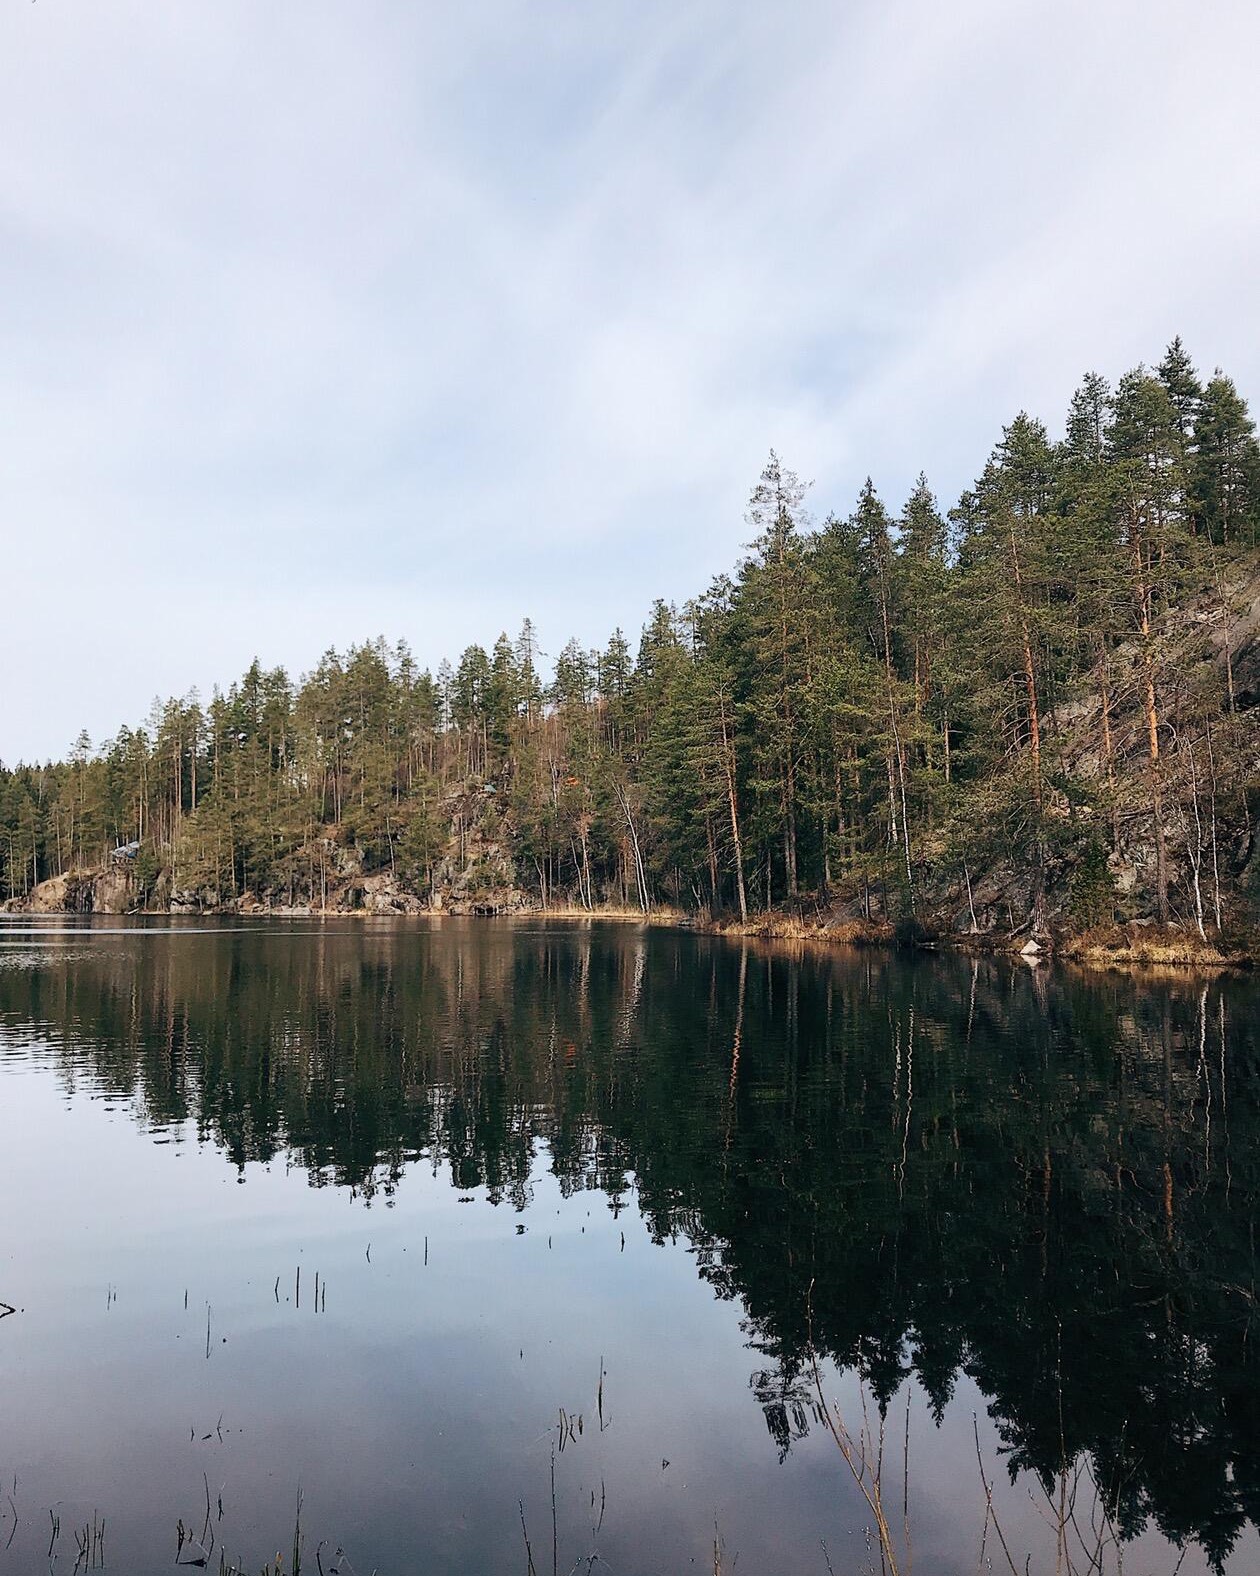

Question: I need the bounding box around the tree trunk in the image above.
[1135,564,1169,924]
[719,696,748,924]
[877,556,914,910]
[615,783,650,913]
[1096,651,1120,847]
[1008,525,1043,807]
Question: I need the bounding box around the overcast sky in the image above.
[2,1,1258,762]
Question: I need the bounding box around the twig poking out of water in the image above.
[902,1385,912,1571]
[807,1282,903,1576]
[0,1300,15,1320]
[205,1304,212,1360]
[1021,1446,1134,1576]
[811,1373,902,1574]
[519,1501,538,1576]
[291,1487,304,1576]
[556,1408,582,1451]
[971,1414,1020,1576]
[71,1509,105,1573]
[550,1444,558,1576]
[47,1509,59,1559]
[314,1538,362,1576]
[175,1515,212,1568]
[201,1471,216,1551]
[597,1358,607,1432]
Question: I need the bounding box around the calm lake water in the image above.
[1,917,1258,1576]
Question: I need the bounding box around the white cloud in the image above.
[1,0,1258,759]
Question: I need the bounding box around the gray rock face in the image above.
[7,864,136,915]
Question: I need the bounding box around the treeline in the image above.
[3,338,1260,930]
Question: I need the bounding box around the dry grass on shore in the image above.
[706,912,896,946]
[1057,923,1252,969]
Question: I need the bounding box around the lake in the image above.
[0,917,1257,1575]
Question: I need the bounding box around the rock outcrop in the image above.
[11,864,137,915]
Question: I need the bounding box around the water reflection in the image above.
[0,916,1257,1571]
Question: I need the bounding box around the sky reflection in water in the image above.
[0,916,1257,1575]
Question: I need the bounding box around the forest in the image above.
[3,338,1260,941]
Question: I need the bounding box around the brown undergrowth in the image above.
[1058,922,1253,969]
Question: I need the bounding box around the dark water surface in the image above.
[1,917,1258,1575]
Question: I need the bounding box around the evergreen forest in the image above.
[4,339,1260,942]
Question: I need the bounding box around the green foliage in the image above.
[3,339,1258,931]
[1067,836,1117,929]
[133,844,162,906]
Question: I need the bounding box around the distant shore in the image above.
[6,894,1251,969]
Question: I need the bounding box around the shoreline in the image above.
[698,912,1254,970]
[5,899,1252,970]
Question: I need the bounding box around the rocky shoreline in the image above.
[4,865,1250,970]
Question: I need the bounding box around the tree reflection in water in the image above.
[1,917,1257,1570]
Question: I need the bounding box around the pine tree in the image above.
[1158,336,1203,531]
[740,452,812,904]
[1107,368,1194,921]
[1193,372,1260,548]
[852,479,915,910]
